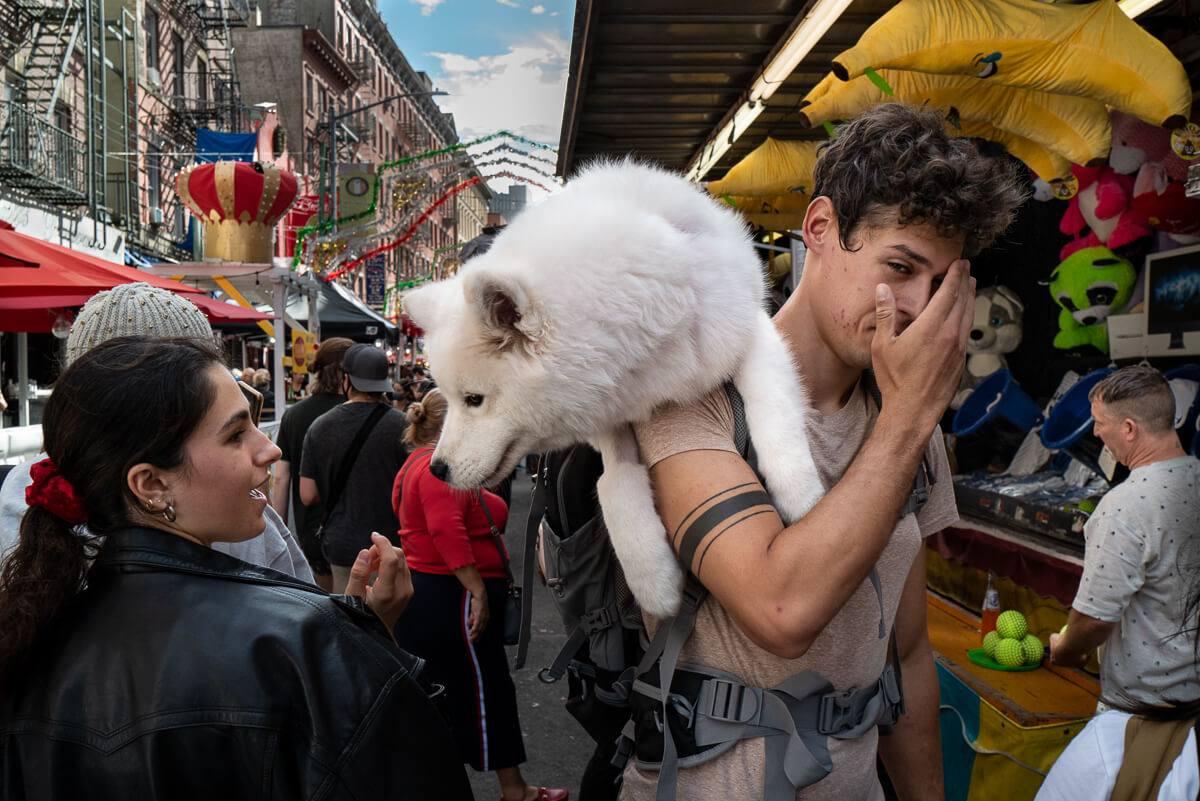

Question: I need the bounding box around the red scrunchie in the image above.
[26,458,88,526]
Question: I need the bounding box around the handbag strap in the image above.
[476,489,515,585]
[319,403,389,529]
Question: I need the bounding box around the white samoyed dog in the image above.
[403,161,824,617]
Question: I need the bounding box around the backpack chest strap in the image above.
[627,660,905,800]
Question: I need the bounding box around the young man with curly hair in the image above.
[622,104,1028,801]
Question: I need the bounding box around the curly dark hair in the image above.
[811,103,1028,257]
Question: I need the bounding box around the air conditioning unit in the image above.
[149,206,164,225]
[147,67,162,89]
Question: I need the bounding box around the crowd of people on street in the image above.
[0,104,1197,801]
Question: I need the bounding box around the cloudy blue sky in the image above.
[377,0,573,193]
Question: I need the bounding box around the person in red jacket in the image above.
[393,389,568,801]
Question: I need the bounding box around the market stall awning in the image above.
[0,227,203,331]
[286,279,399,342]
[0,227,201,295]
[185,293,273,326]
[557,0,894,180]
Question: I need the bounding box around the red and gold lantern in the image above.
[176,161,299,263]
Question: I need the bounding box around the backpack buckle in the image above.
[698,678,759,724]
[817,690,860,735]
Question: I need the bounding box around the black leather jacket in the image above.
[0,526,473,800]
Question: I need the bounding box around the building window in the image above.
[144,7,159,71]
[197,57,208,102]
[147,143,162,210]
[175,199,187,239]
[53,101,71,135]
[305,73,314,112]
[173,32,186,97]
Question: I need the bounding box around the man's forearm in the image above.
[1051,609,1115,668]
[878,643,944,801]
[756,406,935,637]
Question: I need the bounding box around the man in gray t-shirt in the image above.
[1051,366,1200,706]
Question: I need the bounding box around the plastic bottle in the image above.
[981,573,1001,643]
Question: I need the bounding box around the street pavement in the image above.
[468,471,596,801]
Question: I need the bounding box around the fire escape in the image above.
[0,0,104,211]
[157,0,248,147]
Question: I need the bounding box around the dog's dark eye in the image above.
[464,394,485,408]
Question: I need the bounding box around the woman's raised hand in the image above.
[345,532,414,632]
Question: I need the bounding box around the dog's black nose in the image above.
[970,328,984,341]
[1081,315,1097,326]
[430,459,450,481]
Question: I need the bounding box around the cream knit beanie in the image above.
[66,282,214,365]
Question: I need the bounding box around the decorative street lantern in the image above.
[175,161,299,263]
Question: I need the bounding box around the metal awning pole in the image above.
[273,278,286,421]
[308,287,320,340]
[17,333,30,427]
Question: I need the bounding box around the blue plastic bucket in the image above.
[1040,367,1116,474]
[952,369,1044,437]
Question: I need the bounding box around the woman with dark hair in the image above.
[0,337,471,800]
[393,389,568,801]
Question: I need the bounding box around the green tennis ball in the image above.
[996,610,1028,640]
[983,630,1001,657]
[995,638,1025,667]
[1021,634,1044,665]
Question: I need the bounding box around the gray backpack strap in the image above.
[723,382,758,476]
[515,466,549,670]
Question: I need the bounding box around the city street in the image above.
[475,471,593,801]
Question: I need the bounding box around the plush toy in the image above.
[952,286,1024,409]
[1059,164,1152,260]
[831,0,1192,127]
[1048,247,1137,353]
[1110,112,1200,245]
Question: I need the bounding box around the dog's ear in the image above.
[463,270,544,352]
[401,282,447,333]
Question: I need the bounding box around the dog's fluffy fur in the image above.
[404,161,824,616]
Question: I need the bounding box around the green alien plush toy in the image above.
[1047,246,1137,353]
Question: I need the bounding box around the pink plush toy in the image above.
[1059,164,1151,260]
[1058,111,1172,260]
[1111,111,1200,245]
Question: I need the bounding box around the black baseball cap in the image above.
[341,344,392,393]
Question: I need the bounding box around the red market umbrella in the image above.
[0,227,201,296]
[0,227,201,332]
[185,294,271,325]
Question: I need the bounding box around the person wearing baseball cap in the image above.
[299,344,410,593]
[272,337,355,590]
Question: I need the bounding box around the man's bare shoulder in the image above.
[634,386,737,470]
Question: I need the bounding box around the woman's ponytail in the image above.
[0,505,99,687]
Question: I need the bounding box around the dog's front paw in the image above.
[595,461,684,618]
[767,456,825,524]
[620,548,684,618]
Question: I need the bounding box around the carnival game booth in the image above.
[560,0,1200,798]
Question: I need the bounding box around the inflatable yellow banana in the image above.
[725,193,811,232]
[832,0,1191,128]
[799,74,1074,181]
[801,69,1110,169]
[957,120,1072,184]
[706,138,821,197]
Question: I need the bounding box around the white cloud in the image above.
[496,0,521,6]
[549,10,559,15]
[530,4,545,13]
[429,32,569,199]
[409,0,443,14]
